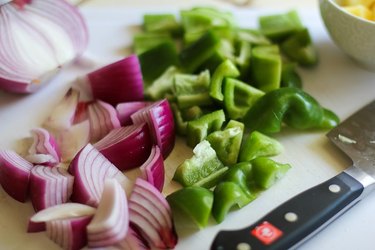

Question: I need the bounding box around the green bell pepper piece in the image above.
[259,10,304,42]
[239,131,284,162]
[167,186,213,229]
[173,70,212,109]
[193,166,229,189]
[206,120,244,166]
[251,157,291,189]
[223,78,265,120]
[222,162,256,197]
[173,140,225,186]
[181,105,204,121]
[281,62,302,88]
[139,41,179,85]
[186,109,226,147]
[133,32,174,55]
[180,30,220,73]
[212,182,254,223]
[209,59,240,102]
[143,14,181,36]
[244,87,340,133]
[281,28,318,67]
[171,103,188,135]
[235,28,271,45]
[234,40,252,79]
[251,45,282,92]
[145,66,180,100]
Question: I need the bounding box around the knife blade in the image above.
[210,100,375,250]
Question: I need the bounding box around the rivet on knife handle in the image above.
[210,171,363,250]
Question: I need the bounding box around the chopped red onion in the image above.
[139,145,165,192]
[116,101,151,126]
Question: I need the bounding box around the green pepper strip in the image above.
[251,157,291,189]
[173,140,225,187]
[239,131,284,162]
[206,120,244,166]
[209,59,240,102]
[186,109,226,147]
[281,28,318,67]
[145,66,180,100]
[167,186,213,229]
[244,87,340,133]
[223,78,264,120]
[281,62,303,88]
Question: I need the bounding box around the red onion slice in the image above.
[27,127,61,166]
[94,123,153,171]
[114,227,150,250]
[46,216,92,250]
[129,178,177,249]
[0,0,88,93]
[68,143,131,207]
[29,165,74,211]
[88,100,121,143]
[28,202,96,233]
[131,99,175,159]
[139,145,165,192]
[87,179,129,247]
[116,101,151,126]
[84,55,144,106]
[0,150,33,202]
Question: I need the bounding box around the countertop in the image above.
[1,0,375,250]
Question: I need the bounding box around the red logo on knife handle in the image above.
[251,221,283,245]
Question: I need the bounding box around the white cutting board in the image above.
[0,6,375,250]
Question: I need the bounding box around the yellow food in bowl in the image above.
[340,0,375,21]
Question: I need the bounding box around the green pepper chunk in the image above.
[244,87,340,133]
[173,140,225,186]
[251,157,291,189]
[235,28,271,45]
[167,186,213,229]
[186,109,226,147]
[143,14,181,36]
[251,45,282,92]
[206,120,244,166]
[223,78,265,120]
[171,103,188,135]
[133,32,174,55]
[259,10,304,42]
[139,42,179,85]
[212,182,254,223]
[209,60,240,102]
[193,166,229,189]
[281,28,318,67]
[234,40,252,79]
[145,66,180,100]
[173,70,212,109]
[180,30,220,73]
[222,162,256,196]
[281,62,302,88]
[239,131,284,162]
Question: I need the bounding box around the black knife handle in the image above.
[211,172,364,250]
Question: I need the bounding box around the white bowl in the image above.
[319,0,375,71]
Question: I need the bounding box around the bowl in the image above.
[319,0,375,71]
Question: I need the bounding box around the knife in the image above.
[211,100,375,250]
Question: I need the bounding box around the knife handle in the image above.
[210,172,364,250]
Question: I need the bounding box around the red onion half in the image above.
[0,0,88,93]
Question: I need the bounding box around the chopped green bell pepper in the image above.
[233,40,252,79]
[167,186,213,229]
[139,41,179,85]
[171,103,188,135]
[259,10,304,42]
[193,166,229,189]
[251,45,282,92]
[281,28,318,67]
[239,131,284,162]
[222,161,255,197]
[145,66,180,100]
[133,32,174,55]
[186,109,226,147]
[244,87,340,133]
[251,157,291,189]
[143,14,181,36]
[209,59,240,102]
[281,62,302,88]
[206,120,244,166]
[235,28,271,45]
[173,140,225,186]
[212,182,254,223]
[223,78,265,120]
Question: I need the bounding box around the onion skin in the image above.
[94,123,153,171]
[29,165,74,211]
[68,143,130,207]
[87,179,129,247]
[86,55,144,106]
[0,150,33,202]
[0,0,88,93]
